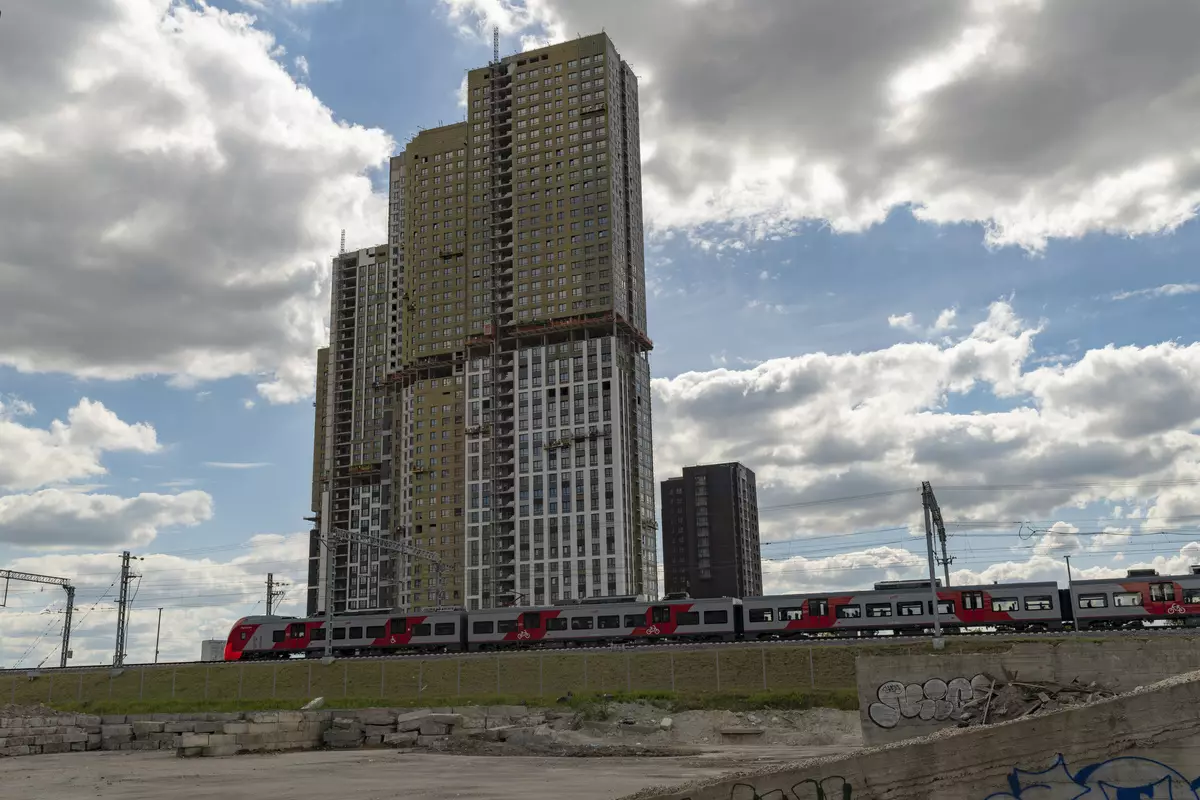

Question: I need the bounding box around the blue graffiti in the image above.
[985,755,1200,800]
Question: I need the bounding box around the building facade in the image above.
[661,463,762,599]
[311,32,656,615]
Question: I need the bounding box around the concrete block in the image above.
[245,711,279,724]
[0,745,32,756]
[179,733,210,748]
[101,715,127,725]
[425,713,463,726]
[101,736,132,749]
[332,717,361,730]
[487,705,527,719]
[179,746,204,757]
[395,709,433,731]
[100,724,133,737]
[77,714,102,727]
[277,711,305,724]
[322,729,362,748]
[428,706,453,714]
[222,722,251,735]
[193,722,221,734]
[364,724,395,737]
[416,735,447,747]
[201,744,240,757]
[164,722,195,733]
[70,742,86,752]
[419,721,451,736]
[42,742,71,754]
[356,708,395,726]
[453,705,487,718]
[362,735,384,747]
[235,734,266,751]
[247,722,280,735]
[459,716,487,730]
[125,714,153,722]
[87,734,101,750]
[206,734,237,747]
[150,713,180,722]
[132,721,165,736]
[486,717,513,729]
[384,731,418,746]
[62,731,89,744]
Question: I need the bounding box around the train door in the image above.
[807,598,830,630]
[520,611,542,642]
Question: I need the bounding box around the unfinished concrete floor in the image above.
[0,747,847,800]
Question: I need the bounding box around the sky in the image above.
[3,0,1200,667]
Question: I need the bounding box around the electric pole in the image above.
[153,607,162,664]
[921,483,945,649]
[266,573,288,616]
[921,481,953,586]
[113,551,140,667]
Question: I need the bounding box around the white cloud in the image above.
[1112,283,1200,301]
[932,307,958,332]
[0,1,391,403]
[203,461,271,469]
[294,54,309,76]
[0,489,213,548]
[0,533,308,667]
[888,312,918,331]
[0,398,159,491]
[440,0,1200,251]
[243,399,257,409]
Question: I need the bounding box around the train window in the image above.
[412,623,432,636]
[779,607,803,621]
[866,603,892,618]
[1024,596,1053,611]
[289,624,306,638]
[651,606,671,624]
[523,612,541,629]
[597,615,621,629]
[962,592,985,610]
[311,628,326,640]
[333,628,346,640]
[623,614,644,627]
[704,610,729,624]
[434,622,456,636]
[1186,590,1200,604]
[748,608,774,623]
[366,625,385,638]
[497,619,518,633]
[571,616,594,630]
[809,599,830,616]
[991,598,1018,612]
[898,601,923,616]
[349,626,363,639]
[547,617,568,631]
[1150,583,1176,602]
[835,604,862,619]
[676,611,700,625]
[932,600,955,615]
[1079,594,1108,609]
[473,620,495,634]
[272,629,285,643]
[390,618,408,634]
[1113,592,1143,607]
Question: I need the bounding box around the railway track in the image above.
[5,626,1196,675]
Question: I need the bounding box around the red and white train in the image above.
[223,568,1200,660]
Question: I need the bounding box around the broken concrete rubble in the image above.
[956,676,1118,727]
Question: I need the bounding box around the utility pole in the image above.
[153,607,162,664]
[922,481,953,586]
[265,573,288,616]
[1064,555,1074,586]
[113,551,140,667]
[921,483,945,650]
[323,534,334,659]
[1,570,75,668]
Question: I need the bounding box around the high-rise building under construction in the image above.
[311,32,656,615]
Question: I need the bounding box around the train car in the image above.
[1070,569,1200,630]
[741,581,1063,638]
[224,611,465,660]
[465,596,740,650]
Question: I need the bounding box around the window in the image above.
[391,617,408,633]
[412,623,432,636]
[1114,592,1143,607]
[962,591,985,610]
[349,626,363,639]
[435,622,456,636]
[272,629,285,643]
[366,625,385,638]
[809,598,830,616]
[748,607,774,623]
[1151,582,1176,602]
[1185,590,1200,605]
[677,611,700,625]
[933,599,955,615]
[497,619,518,633]
[991,598,1019,612]
[332,628,346,640]
[311,628,326,641]
[288,623,306,638]
[472,620,494,634]
[597,615,621,629]
[523,612,541,629]
[704,610,729,625]
[571,616,594,630]
[778,607,803,621]
[1024,596,1054,611]
[835,604,862,619]
[1079,594,1108,609]
[898,601,924,616]
[651,606,671,624]
[866,603,893,618]
[547,617,569,631]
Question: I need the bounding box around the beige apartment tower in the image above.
[312,32,656,615]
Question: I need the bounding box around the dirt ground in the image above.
[0,747,848,800]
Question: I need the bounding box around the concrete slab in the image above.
[0,748,806,800]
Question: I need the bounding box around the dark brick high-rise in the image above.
[661,462,762,599]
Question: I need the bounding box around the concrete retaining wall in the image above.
[630,670,1200,800]
[856,638,1200,745]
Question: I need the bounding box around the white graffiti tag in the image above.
[867,673,991,729]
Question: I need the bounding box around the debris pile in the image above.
[957,677,1117,727]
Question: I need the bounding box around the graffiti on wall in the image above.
[867,673,991,729]
[984,754,1200,799]
[681,776,852,800]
